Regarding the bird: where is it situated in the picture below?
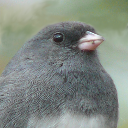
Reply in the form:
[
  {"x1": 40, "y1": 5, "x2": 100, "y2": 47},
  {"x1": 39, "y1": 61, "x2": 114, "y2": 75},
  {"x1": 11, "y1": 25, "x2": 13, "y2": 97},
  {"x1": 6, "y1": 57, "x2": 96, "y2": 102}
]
[{"x1": 0, "y1": 21, "x2": 118, "y2": 128}]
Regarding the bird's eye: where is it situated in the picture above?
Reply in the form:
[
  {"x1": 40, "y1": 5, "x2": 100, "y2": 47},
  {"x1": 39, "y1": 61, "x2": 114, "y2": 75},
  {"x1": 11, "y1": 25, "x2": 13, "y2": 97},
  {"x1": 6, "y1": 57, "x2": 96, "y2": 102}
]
[{"x1": 53, "y1": 32, "x2": 64, "y2": 43}]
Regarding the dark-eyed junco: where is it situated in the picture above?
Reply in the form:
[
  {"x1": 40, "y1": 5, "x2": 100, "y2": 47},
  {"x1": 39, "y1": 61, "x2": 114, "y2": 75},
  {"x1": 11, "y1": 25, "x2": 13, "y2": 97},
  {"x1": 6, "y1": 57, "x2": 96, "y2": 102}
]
[{"x1": 0, "y1": 21, "x2": 118, "y2": 128}]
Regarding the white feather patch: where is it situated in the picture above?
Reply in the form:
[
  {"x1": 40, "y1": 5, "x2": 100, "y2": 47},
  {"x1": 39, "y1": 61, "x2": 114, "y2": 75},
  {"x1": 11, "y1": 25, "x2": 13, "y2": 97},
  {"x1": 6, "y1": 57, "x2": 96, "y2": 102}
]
[{"x1": 27, "y1": 112, "x2": 109, "y2": 128}]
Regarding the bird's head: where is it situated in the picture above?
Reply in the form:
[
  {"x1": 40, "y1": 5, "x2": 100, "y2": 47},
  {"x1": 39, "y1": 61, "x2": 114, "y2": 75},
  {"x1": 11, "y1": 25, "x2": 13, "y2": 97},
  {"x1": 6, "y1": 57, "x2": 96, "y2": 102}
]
[{"x1": 11, "y1": 21, "x2": 104, "y2": 69}]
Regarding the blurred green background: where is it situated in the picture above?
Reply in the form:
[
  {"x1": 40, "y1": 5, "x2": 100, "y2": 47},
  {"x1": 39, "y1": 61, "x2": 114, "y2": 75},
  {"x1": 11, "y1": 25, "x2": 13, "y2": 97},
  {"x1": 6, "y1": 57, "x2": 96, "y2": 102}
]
[{"x1": 0, "y1": 0, "x2": 128, "y2": 127}]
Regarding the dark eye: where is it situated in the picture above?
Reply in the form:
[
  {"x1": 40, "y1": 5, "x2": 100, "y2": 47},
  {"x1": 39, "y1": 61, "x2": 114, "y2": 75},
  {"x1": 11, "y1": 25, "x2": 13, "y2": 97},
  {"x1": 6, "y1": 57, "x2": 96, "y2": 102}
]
[{"x1": 53, "y1": 32, "x2": 64, "y2": 43}]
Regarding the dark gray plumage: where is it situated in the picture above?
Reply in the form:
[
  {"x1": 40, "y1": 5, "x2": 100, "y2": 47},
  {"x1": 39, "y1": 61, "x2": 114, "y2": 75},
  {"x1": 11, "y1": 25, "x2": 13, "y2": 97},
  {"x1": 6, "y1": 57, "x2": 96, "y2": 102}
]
[{"x1": 0, "y1": 21, "x2": 118, "y2": 128}]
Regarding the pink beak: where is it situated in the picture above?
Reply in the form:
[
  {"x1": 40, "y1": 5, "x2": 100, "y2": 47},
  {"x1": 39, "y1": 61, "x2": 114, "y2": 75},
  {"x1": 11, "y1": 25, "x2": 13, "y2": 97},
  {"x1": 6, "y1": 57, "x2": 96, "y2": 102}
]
[{"x1": 78, "y1": 31, "x2": 104, "y2": 51}]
